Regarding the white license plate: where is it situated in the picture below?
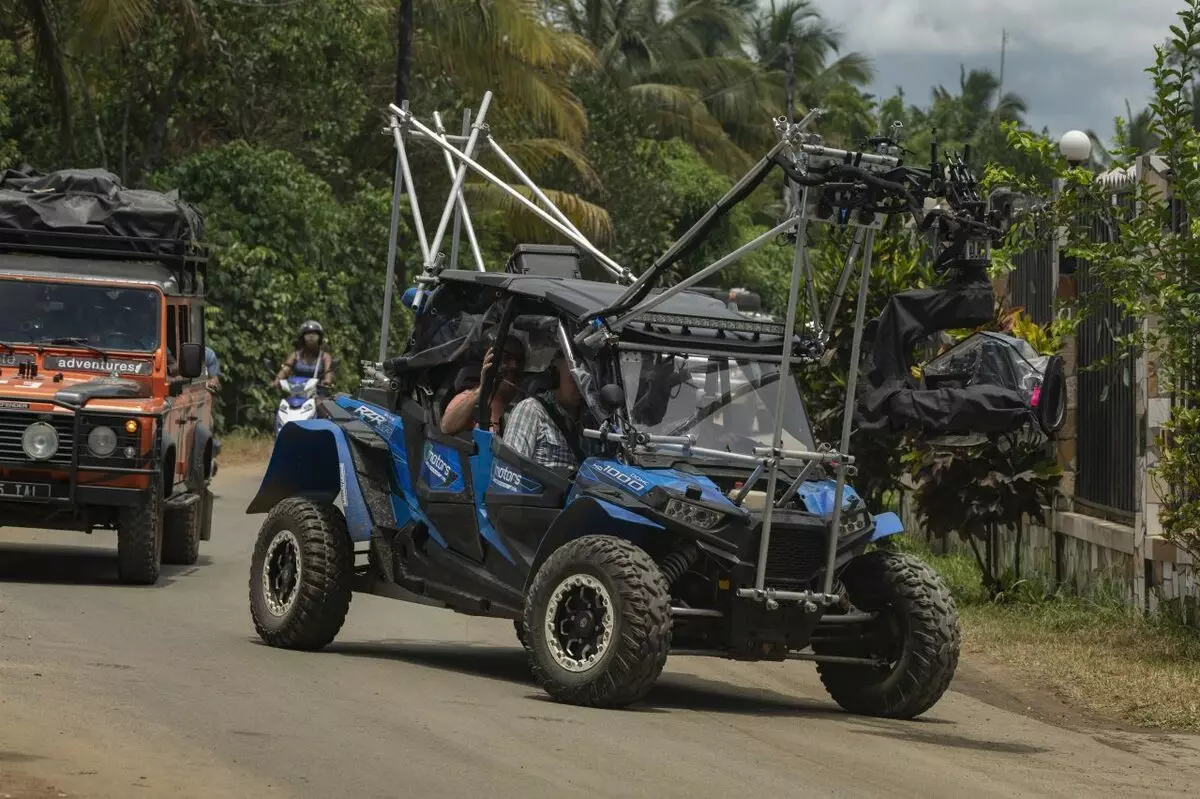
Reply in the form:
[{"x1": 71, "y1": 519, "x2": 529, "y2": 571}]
[{"x1": 0, "y1": 481, "x2": 51, "y2": 500}]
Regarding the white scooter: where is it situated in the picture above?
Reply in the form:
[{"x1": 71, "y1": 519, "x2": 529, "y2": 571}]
[{"x1": 274, "y1": 375, "x2": 319, "y2": 436}]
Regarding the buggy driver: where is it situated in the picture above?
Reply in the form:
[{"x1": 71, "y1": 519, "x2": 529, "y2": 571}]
[{"x1": 502, "y1": 349, "x2": 585, "y2": 475}]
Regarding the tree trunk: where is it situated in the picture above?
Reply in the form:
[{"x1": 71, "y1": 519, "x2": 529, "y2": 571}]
[
  {"x1": 393, "y1": 0, "x2": 414, "y2": 289},
  {"x1": 395, "y1": 0, "x2": 414, "y2": 107},
  {"x1": 140, "y1": 57, "x2": 188, "y2": 182},
  {"x1": 23, "y1": 0, "x2": 75, "y2": 161}
]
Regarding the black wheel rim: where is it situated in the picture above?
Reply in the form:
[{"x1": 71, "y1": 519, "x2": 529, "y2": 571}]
[
  {"x1": 543, "y1": 573, "x2": 614, "y2": 673},
  {"x1": 263, "y1": 529, "x2": 302, "y2": 617}
]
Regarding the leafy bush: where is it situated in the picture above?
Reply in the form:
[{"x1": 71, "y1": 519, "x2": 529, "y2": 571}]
[{"x1": 152, "y1": 141, "x2": 410, "y2": 431}]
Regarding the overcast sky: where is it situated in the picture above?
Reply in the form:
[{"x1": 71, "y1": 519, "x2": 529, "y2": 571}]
[{"x1": 809, "y1": 1, "x2": 1187, "y2": 142}]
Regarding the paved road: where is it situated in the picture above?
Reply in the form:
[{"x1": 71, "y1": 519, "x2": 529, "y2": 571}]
[{"x1": 2, "y1": 465, "x2": 1198, "y2": 799}]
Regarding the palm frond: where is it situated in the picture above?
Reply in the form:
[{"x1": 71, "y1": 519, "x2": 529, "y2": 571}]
[{"x1": 461, "y1": 182, "x2": 614, "y2": 245}]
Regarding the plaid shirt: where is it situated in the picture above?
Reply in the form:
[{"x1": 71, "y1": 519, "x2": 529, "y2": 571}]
[{"x1": 503, "y1": 391, "x2": 580, "y2": 472}]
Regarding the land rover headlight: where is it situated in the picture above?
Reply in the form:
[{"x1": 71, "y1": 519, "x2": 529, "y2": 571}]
[
  {"x1": 22, "y1": 422, "x2": 59, "y2": 461},
  {"x1": 87, "y1": 425, "x2": 118, "y2": 457},
  {"x1": 664, "y1": 497, "x2": 722, "y2": 530}
]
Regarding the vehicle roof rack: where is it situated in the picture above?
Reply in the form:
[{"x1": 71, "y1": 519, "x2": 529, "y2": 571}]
[{"x1": 0, "y1": 228, "x2": 209, "y2": 296}]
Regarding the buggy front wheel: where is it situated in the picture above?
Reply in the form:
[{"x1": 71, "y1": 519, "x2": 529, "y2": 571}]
[
  {"x1": 814, "y1": 551, "x2": 960, "y2": 719},
  {"x1": 249, "y1": 498, "x2": 353, "y2": 651},
  {"x1": 524, "y1": 535, "x2": 672, "y2": 708}
]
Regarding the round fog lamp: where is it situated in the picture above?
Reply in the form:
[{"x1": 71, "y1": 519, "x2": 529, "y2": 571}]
[
  {"x1": 87, "y1": 425, "x2": 118, "y2": 457},
  {"x1": 22, "y1": 422, "x2": 59, "y2": 461}
]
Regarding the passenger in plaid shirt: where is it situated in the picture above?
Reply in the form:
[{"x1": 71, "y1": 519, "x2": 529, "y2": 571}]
[{"x1": 503, "y1": 352, "x2": 585, "y2": 474}]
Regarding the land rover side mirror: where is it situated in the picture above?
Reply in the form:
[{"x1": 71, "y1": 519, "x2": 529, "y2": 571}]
[
  {"x1": 599, "y1": 383, "x2": 626, "y2": 412},
  {"x1": 179, "y1": 342, "x2": 204, "y2": 379}
]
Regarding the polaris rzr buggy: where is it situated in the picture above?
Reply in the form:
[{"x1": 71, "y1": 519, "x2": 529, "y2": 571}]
[{"x1": 246, "y1": 96, "x2": 1058, "y2": 715}]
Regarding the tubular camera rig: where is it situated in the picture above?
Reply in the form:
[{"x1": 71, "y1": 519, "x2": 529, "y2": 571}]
[{"x1": 367, "y1": 91, "x2": 1053, "y2": 606}]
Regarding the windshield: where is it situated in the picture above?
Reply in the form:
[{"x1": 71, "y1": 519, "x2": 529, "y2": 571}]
[
  {"x1": 620, "y1": 352, "x2": 816, "y2": 455},
  {"x1": 0, "y1": 279, "x2": 161, "y2": 353}
]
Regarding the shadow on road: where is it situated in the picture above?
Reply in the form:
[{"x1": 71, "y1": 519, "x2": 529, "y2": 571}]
[
  {"x1": 0, "y1": 542, "x2": 207, "y2": 588},
  {"x1": 322, "y1": 638, "x2": 988, "y2": 731}
]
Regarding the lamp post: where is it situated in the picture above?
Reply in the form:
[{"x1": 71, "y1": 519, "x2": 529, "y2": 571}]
[
  {"x1": 1051, "y1": 131, "x2": 1092, "y2": 284},
  {"x1": 1059, "y1": 129, "x2": 1093, "y2": 166}
]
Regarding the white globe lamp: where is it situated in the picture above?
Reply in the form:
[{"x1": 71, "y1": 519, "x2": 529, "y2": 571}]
[{"x1": 1059, "y1": 130, "x2": 1092, "y2": 165}]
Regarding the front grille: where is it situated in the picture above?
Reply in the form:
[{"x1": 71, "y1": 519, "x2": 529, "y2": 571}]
[
  {"x1": 764, "y1": 527, "x2": 826, "y2": 586},
  {"x1": 0, "y1": 411, "x2": 76, "y2": 466}
]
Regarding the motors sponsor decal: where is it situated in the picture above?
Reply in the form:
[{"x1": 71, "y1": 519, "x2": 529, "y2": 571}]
[
  {"x1": 420, "y1": 442, "x2": 463, "y2": 492},
  {"x1": 0, "y1": 353, "x2": 34, "y2": 367},
  {"x1": 44, "y1": 355, "x2": 152, "y2": 376},
  {"x1": 490, "y1": 460, "x2": 543, "y2": 494}
]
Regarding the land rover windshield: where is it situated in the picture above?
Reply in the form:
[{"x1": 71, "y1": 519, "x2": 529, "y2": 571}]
[
  {"x1": 620, "y1": 352, "x2": 817, "y2": 456},
  {"x1": 0, "y1": 279, "x2": 161, "y2": 353}
]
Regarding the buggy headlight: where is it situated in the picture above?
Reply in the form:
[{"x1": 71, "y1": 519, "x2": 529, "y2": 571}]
[
  {"x1": 22, "y1": 422, "x2": 59, "y2": 461},
  {"x1": 664, "y1": 498, "x2": 722, "y2": 530},
  {"x1": 838, "y1": 508, "x2": 870, "y2": 537}
]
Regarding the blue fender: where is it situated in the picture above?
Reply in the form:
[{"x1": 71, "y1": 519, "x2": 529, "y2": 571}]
[
  {"x1": 245, "y1": 420, "x2": 373, "y2": 542},
  {"x1": 870, "y1": 511, "x2": 905, "y2": 541},
  {"x1": 525, "y1": 493, "x2": 664, "y2": 587}
]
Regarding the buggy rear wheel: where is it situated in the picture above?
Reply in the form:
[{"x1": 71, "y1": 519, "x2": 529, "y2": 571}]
[
  {"x1": 814, "y1": 551, "x2": 959, "y2": 719},
  {"x1": 524, "y1": 535, "x2": 671, "y2": 708},
  {"x1": 249, "y1": 498, "x2": 352, "y2": 651}
]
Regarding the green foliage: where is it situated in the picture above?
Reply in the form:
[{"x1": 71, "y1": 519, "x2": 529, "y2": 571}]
[
  {"x1": 989, "y1": 2, "x2": 1200, "y2": 561},
  {"x1": 151, "y1": 142, "x2": 409, "y2": 430}
]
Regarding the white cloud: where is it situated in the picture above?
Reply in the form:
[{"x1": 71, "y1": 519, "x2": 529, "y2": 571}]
[
  {"x1": 813, "y1": 1, "x2": 1182, "y2": 57},
  {"x1": 803, "y1": 0, "x2": 1190, "y2": 138}
]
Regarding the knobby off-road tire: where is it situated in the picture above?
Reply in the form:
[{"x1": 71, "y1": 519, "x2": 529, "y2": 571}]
[
  {"x1": 249, "y1": 498, "x2": 353, "y2": 651},
  {"x1": 514, "y1": 619, "x2": 530, "y2": 651},
  {"x1": 199, "y1": 487, "x2": 215, "y2": 542},
  {"x1": 814, "y1": 551, "x2": 960, "y2": 719},
  {"x1": 162, "y1": 496, "x2": 201, "y2": 565},
  {"x1": 117, "y1": 489, "x2": 163, "y2": 585},
  {"x1": 524, "y1": 535, "x2": 672, "y2": 708}
]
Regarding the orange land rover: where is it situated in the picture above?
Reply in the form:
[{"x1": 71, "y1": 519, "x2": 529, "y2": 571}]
[{"x1": 0, "y1": 168, "x2": 215, "y2": 585}]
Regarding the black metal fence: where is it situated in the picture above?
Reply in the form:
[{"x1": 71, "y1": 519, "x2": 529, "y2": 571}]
[
  {"x1": 1074, "y1": 200, "x2": 1138, "y2": 522},
  {"x1": 1008, "y1": 241, "x2": 1055, "y2": 325}
]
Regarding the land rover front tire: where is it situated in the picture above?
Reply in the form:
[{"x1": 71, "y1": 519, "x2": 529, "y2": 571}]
[
  {"x1": 162, "y1": 496, "x2": 202, "y2": 565},
  {"x1": 117, "y1": 490, "x2": 163, "y2": 585}
]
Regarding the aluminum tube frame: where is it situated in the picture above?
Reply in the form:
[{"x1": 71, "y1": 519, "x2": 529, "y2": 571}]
[
  {"x1": 610, "y1": 216, "x2": 800, "y2": 333},
  {"x1": 615, "y1": 341, "x2": 786, "y2": 364},
  {"x1": 631, "y1": 443, "x2": 826, "y2": 471},
  {"x1": 486, "y1": 137, "x2": 629, "y2": 282},
  {"x1": 732, "y1": 461, "x2": 766, "y2": 505},
  {"x1": 795, "y1": 143, "x2": 901, "y2": 168},
  {"x1": 821, "y1": 228, "x2": 876, "y2": 595},
  {"x1": 608, "y1": 138, "x2": 792, "y2": 311},
  {"x1": 433, "y1": 110, "x2": 485, "y2": 272},
  {"x1": 390, "y1": 119, "x2": 429, "y2": 264},
  {"x1": 821, "y1": 227, "x2": 866, "y2": 341},
  {"x1": 425, "y1": 93, "x2": 492, "y2": 269},
  {"x1": 776, "y1": 459, "x2": 819, "y2": 508},
  {"x1": 391, "y1": 103, "x2": 629, "y2": 281},
  {"x1": 754, "y1": 188, "x2": 812, "y2": 593},
  {"x1": 377, "y1": 134, "x2": 405, "y2": 363},
  {"x1": 447, "y1": 110, "x2": 467, "y2": 270}
]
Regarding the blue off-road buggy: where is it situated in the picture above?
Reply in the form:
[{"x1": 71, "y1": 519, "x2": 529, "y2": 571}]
[
  {"x1": 245, "y1": 255, "x2": 952, "y2": 714},
  {"x1": 246, "y1": 96, "x2": 1051, "y2": 714}
]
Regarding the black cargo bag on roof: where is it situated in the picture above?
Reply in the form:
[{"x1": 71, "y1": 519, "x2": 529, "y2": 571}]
[{"x1": 0, "y1": 168, "x2": 204, "y2": 251}]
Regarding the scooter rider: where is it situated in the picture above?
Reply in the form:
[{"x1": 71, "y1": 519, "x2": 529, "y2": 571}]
[{"x1": 274, "y1": 320, "x2": 334, "y2": 391}]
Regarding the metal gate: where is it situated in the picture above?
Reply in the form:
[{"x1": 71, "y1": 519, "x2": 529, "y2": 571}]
[
  {"x1": 1009, "y1": 241, "x2": 1055, "y2": 325},
  {"x1": 1074, "y1": 202, "x2": 1137, "y2": 521}
]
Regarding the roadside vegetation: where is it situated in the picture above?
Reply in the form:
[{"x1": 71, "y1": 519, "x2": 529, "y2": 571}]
[{"x1": 888, "y1": 536, "x2": 1200, "y2": 732}]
